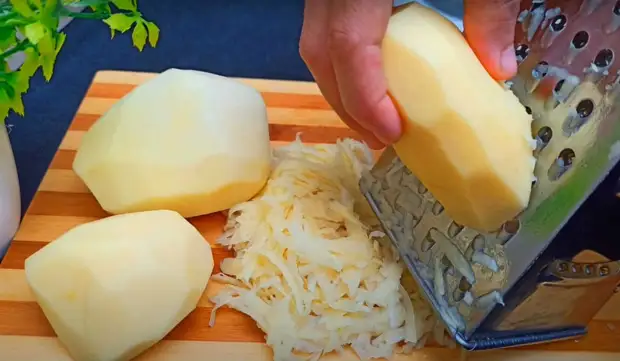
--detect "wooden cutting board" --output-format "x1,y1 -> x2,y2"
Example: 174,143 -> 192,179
0,70 -> 619,361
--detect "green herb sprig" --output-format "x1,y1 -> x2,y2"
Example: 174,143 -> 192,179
0,0 -> 159,123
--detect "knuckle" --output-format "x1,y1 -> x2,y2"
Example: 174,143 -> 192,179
327,26 -> 361,54
299,32 -> 323,66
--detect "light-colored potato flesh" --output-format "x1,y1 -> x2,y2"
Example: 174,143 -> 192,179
24,210 -> 214,361
73,68 -> 272,218
383,4 -> 536,232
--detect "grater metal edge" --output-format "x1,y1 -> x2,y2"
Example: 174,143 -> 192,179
361,0 -> 620,350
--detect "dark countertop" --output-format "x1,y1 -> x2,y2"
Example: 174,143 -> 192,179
7,0 -> 311,213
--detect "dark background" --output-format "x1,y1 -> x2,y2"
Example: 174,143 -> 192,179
6,0 -> 620,262
7,0 -> 313,213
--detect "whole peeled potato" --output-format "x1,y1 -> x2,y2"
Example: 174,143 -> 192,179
73,68 -> 272,218
24,210 -> 214,361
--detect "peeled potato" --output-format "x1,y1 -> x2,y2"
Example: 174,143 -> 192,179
24,210 -> 214,361
73,68 -> 272,218
383,4 -> 535,232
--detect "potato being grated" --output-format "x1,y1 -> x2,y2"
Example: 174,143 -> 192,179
209,136 -> 438,360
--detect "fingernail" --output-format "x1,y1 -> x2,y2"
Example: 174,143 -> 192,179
500,46 -> 518,77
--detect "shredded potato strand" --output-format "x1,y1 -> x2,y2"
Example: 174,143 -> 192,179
210,136 -> 444,360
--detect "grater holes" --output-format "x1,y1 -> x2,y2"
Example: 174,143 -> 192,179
535,126 -> 553,153
431,201 -> 444,215
554,79 -> 565,93
550,14 -> 567,32
447,221 -> 464,238
532,61 -> 549,79
441,254 -> 452,268
548,148 -> 576,180
496,219 -> 519,244
503,219 -> 520,235
563,99 -> 594,135
516,44 -> 530,62
594,49 -> 614,68
576,98 -> 594,118
421,232 -> 436,252
472,235 -> 485,251
571,31 -> 589,49
458,276 -> 472,292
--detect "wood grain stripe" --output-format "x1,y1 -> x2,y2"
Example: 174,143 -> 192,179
69,117 -> 354,142
0,298 -> 618,352
0,301 -> 264,343
48,150 -> 75,170
20,190 -> 183,219
49,140 -> 381,172
0,241 -> 233,271
58,130 -> 363,152
90,70 -> 322,95
2,266 -> 619,324
23,193 -> 226,239
27,191 -> 106,218
84,83 -> 331,111
13,219 -> 620,322
6,338 -> 618,361
0,270 -> 33,301
39,170 -> 89,193
13,214 -> 226,243
0,269 -> 222,307
75,98 -> 342,128
70,109 -> 344,132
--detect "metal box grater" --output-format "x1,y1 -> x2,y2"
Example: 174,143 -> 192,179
360,0 -> 620,350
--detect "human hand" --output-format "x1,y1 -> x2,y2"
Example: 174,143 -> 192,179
463,0 -> 522,81
299,0 -> 523,149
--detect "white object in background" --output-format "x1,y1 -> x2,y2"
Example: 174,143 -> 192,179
0,125 -> 20,258
1,5 -> 86,258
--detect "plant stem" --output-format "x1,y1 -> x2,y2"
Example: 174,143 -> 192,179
62,10 -> 108,20
0,40 -> 30,61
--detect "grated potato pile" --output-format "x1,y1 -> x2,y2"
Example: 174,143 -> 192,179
209,136 -> 448,360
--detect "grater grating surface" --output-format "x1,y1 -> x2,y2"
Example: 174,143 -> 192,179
360,0 -> 620,348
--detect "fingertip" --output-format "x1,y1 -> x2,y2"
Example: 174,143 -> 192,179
366,95 -> 403,144
463,0 -> 521,81
466,39 -> 518,81
498,45 -> 518,80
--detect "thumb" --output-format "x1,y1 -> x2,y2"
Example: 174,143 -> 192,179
463,0 -> 522,81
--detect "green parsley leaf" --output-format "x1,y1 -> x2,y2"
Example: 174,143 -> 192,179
145,20 -> 159,47
131,20 -> 146,51
20,47 -> 40,78
36,29 -> 54,55
55,31 -> 66,55
0,0 -> 160,121
10,90 -> 24,115
0,27 -> 16,51
103,13 -> 135,33
9,0 -> 34,18
24,21 -> 46,45
111,0 -> 136,11
40,0 -> 60,30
